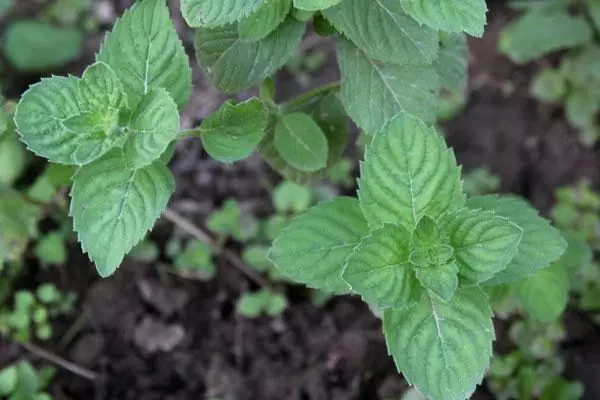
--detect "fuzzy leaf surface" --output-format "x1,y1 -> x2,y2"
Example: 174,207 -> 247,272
239,0 -> 291,40
323,0 -> 438,65
337,39 -> 439,132
78,62 -> 127,115
400,0 -> 487,37
195,17 -> 304,93
97,0 -> 192,109
467,195 -> 567,284
439,208 -> 523,284
201,99 -> 268,163
415,262 -> 459,302
384,287 -> 494,400
15,76 -> 121,165
274,112 -> 328,172
122,88 -> 180,169
70,150 -> 174,277
181,0 -> 265,27
268,197 -> 369,293
358,115 -> 464,231
342,224 -> 423,309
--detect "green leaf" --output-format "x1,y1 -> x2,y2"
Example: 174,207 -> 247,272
0,132 -> 26,186
415,262 -> 459,302
439,208 -> 523,284
194,17 -> 305,93
499,9 -> 593,64
324,0 -> 438,65
34,232 -> 67,265
531,69 -> 567,103
0,191 -> 39,264
540,378 -> 584,400
182,0 -> 266,27
98,0 -> 192,109
122,88 -> 180,169
337,39 -> 440,133
70,150 -> 174,277
512,262 -> 569,322
268,197 -> 369,293
559,231 -> 592,275
236,291 -> 267,318
258,92 -> 348,184
239,0 -> 291,40
384,287 -> 494,400
15,77 -> 81,165
400,0 -> 487,37
174,240 -> 215,279
274,113 -> 328,172
358,115 -> 464,231
2,20 -> 83,71
294,0 -> 343,11
434,32 -> 469,92
343,224 -> 423,309
200,98 -> 268,163
0,365 -> 17,396
273,181 -> 313,213
586,0 -> 600,30
467,195 -> 567,284
265,292 -> 288,316
78,62 -> 127,116
565,89 -> 600,131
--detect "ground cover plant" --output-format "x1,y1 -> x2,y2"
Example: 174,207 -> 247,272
1,0 -> 596,399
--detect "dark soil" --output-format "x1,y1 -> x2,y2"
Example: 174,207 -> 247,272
2,2 -> 600,400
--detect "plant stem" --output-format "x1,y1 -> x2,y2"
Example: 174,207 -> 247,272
162,208 -> 269,288
20,341 -> 97,381
280,81 -> 341,112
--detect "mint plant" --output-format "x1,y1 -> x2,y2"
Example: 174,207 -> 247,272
9,0 -> 572,398
269,116 -> 566,399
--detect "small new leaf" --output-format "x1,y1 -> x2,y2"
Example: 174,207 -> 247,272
200,99 -> 269,163
70,150 -> 174,277
467,195 -> 567,284
337,39 -> 440,132
98,0 -> 192,109
195,17 -> 305,93
122,88 -> 180,169
268,197 -> 369,293
15,76 -> 122,165
342,224 -> 423,309
384,287 -> 494,400
274,112 -> 329,172
78,62 -> 126,115
439,208 -> 523,284
414,262 -> 459,302
358,115 -> 464,231
324,0 -> 439,65
400,0 -> 488,37
182,0 -> 265,27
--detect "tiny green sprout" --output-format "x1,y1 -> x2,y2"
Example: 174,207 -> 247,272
208,199 -> 260,243
0,361 -> 55,400
174,240 -> 215,280
236,289 -> 287,318
272,181 -> 313,214
34,232 -> 67,265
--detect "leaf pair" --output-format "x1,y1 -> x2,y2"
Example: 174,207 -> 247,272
13,0 -> 192,277
269,115 -> 566,400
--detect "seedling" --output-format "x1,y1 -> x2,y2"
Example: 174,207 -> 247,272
0,360 -> 55,400
500,0 -> 600,145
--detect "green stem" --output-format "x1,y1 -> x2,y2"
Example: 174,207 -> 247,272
280,81 -> 341,112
